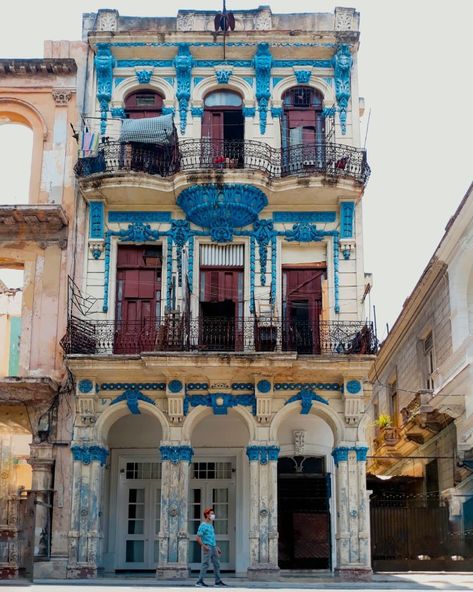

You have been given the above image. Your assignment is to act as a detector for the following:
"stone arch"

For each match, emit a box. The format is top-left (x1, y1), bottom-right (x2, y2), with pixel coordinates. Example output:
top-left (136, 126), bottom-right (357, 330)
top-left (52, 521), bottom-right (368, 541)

top-left (193, 76), bottom-right (253, 105)
top-left (0, 97), bottom-right (48, 204)
top-left (182, 404), bottom-right (256, 442)
top-left (272, 76), bottom-right (335, 107)
top-left (94, 400), bottom-right (169, 446)
top-left (270, 400), bottom-right (345, 446)
top-left (112, 76), bottom-right (176, 106)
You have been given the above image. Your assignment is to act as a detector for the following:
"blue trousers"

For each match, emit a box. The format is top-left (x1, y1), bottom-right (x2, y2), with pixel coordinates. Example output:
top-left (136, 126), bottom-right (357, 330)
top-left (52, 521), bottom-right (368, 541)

top-left (199, 545), bottom-right (221, 582)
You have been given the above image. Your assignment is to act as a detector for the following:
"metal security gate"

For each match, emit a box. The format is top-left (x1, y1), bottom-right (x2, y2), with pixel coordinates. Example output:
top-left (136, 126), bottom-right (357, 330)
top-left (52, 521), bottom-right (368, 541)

top-left (371, 494), bottom-right (473, 571)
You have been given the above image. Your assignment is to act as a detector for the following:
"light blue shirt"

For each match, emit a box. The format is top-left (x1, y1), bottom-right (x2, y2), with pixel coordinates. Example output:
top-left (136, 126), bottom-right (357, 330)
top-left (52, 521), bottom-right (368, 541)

top-left (197, 521), bottom-right (216, 546)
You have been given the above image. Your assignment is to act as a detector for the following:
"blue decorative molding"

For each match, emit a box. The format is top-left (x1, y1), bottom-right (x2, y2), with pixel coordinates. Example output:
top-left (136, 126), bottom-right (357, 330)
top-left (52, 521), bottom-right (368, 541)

top-left (113, 77), bottom-right (125, 87)
top-left (232, 383), bottom-right (254, 391)
top-left (135, 69), bottom-right (153, 84)
top-left (164, 77), bottom-right (175, 87)
top-left (168, 380), bottom-right (183, 394)
top-left (95, 43), bottom-right (114, 135)
top-left (250, 235), bottom-right (256, 314)
top-left (89, 202), bottom-right (104, 239)
top-left (333, 234), bottom-right (340, 314)
top-left (257, 380), bottom-right (271, 394)
top-left (101, 382), bottom-right (166, 391)
top-left (275, 382), bottom-right (341, 391)
top-left (294, 69), bottom-right (312, 84)
top-left (285, 388), bottom-right (329, 414)
top-left (254, 43), bottom-right (272, 135)
top-left (346, 380), bottom-right (362, 394)
top-left (177, 185), bottom-right (268, 243)
top-left (110, 106), bottom-right (125, 119)
top-left (110, 389), bottom-right (156, 415)
top-left (242, 106), bottom-right (256, 118)
top-left (184, 393), bottom-right (256, 416)
top-left (108, 211), bottom-right (172, 224)
top-left (162, 106), bottom-right (175, 116)
top-left (111, 42), bottom-right (336, 49)
top-left (215, 69), bottom-right (232, 84)
top-left (285, 223), bottom-right (325, 243)
top-left (71, 444), bottom-right (109, 466)
top-left (322, 106), bottom-right (336, 119)
top-left (273, 212), bottom-right (336, 224)
top-left (191, 106), bottom-right (203, 118)
top-left (246, 445), bottom-right (279, 464)
top-left (78, 379), bottom-right (93, 394)
top-left (187, 383), bottom-right (209, 390)
top-left (166, 235), bottom-right (173, 309)
top-left (355, 446), bottom-right (368, 462)
top-left (160, 445), bottom-right (193, 464)
top-left (271, 234), bottom-right (277, 305)
top-left (253, 220), bottom-right (273, 286)
top-left (271, 107), bottom-right (282, 118)
top-left (333, 44), bottom-right (352, 135)
top-left (188, 235), bottom-right (194, 293)
top-left (193, 76), bottom-right (205, 86)
top-left (174, 45), bottom-right (193, 134)
top-left (340, 202), bottom-right (355, 239)
top-left (332, 446), bottom-right (349, 466)
top-left (272, 77), bottom-right (284, 87)
top-left (169, 220), bottom-right (191, 287)
top-left (332, 446), bottom-right (368, 465)
top-left (242, 76), bottom-right (254, 87)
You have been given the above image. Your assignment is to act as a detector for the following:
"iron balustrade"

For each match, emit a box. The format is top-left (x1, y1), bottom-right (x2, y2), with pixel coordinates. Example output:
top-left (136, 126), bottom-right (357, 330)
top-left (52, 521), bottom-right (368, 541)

top-left (61, 316), bottom-right (377, 356)
top-left (74, 139), bottom-right (370, 185)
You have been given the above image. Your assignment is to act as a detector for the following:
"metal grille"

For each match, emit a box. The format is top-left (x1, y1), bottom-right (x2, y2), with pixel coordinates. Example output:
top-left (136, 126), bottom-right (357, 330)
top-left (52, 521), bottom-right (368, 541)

top-left (200, 244), bottom-right (244, 267)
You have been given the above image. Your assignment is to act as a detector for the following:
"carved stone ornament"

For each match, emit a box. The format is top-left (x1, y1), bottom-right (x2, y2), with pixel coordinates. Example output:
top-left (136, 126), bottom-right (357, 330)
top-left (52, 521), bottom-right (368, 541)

top-left (96, 10), bottom-right (118, 32)
top-left (293, 430), bottom-right (306, 455)
top-left (335, 7), bottom-right (355, 31)
top-left (89, 240), bottom-right (104, 260)
top-left (52, 89), bottom-right (73, 105)
top-left (177, 13), bottom-right (195, 31)
top-left (255, 8), bottom-right (272, 30)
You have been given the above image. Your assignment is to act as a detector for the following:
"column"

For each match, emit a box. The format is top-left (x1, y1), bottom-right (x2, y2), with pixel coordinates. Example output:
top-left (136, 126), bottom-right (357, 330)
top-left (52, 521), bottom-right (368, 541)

top-left (246, 444), bottom-right (280, 580)
top-left (332, 445), bottom-right (371, 580)
top-left (156, 443), bottom-right (192, 579)
top-left (66, 443), bottom-right (108, 578)
top-left (0, 433), bottom-right (20, 578)
top-left (28, 443), bottom-right (54, 565)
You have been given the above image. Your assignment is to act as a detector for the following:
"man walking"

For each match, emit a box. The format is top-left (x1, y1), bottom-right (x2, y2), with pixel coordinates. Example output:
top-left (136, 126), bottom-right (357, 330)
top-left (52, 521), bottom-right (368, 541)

top-left (195, 507), bottom-right (226, 586)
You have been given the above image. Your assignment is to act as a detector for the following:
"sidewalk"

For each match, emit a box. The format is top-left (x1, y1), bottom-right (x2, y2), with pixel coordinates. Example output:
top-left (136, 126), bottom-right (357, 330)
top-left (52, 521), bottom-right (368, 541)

top-left (2, 572), bottom-right (473, 590)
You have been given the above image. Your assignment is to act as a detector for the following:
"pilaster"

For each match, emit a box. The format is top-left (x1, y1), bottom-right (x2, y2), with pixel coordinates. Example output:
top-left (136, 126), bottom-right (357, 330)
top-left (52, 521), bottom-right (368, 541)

top-left (246, 443), bottom-right (280, 580)
top-left (156, 443), bottom-right (192, 579)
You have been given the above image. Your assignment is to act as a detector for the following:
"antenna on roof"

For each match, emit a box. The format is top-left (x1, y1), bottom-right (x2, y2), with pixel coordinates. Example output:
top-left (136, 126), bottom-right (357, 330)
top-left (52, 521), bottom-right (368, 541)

top-left (214, 0), bottom-right (235, 60)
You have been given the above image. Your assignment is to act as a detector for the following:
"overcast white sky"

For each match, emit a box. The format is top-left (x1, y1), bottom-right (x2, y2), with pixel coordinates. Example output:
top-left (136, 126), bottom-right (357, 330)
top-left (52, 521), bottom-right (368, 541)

top-left (1, 0), bottom-right (472, 340)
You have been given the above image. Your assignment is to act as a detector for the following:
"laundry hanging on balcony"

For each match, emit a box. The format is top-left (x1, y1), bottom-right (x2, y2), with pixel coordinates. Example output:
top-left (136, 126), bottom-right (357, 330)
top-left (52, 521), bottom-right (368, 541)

top-left (79, 131), bottom-right (99, 157)
top-left (119, 114), bottom-right (176, 145)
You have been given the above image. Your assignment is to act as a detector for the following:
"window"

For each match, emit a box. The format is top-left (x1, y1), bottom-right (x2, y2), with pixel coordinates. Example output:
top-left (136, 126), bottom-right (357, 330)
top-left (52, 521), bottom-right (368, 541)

top-left (423, 332), bottom-right (435, 390)
top-left (389, 380), bottom-right (399, 427)
top-left (124, 90), bottom-right (164, 119)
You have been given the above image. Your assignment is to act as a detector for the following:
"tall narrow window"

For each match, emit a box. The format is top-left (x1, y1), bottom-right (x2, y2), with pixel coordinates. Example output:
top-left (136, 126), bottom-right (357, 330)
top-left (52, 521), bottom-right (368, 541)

top-left (423, 332), bottom-right (435, 390)
top-left (389, 380), bottom-right (399, 427)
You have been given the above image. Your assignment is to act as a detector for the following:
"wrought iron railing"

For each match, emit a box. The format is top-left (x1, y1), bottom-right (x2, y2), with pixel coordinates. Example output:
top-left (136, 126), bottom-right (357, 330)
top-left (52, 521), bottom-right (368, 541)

top-left (61, 316), bottom-right (377, 356)
top-left (74, 139), bottom-right (370, 185)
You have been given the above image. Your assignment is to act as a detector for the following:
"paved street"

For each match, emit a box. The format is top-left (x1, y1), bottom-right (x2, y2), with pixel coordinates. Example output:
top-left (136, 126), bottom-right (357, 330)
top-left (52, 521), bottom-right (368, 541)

top-left (2, 573), bottom-right (473, 591)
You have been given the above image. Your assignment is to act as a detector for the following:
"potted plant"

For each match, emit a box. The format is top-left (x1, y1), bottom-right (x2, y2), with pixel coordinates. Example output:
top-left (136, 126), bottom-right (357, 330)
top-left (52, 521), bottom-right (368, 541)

top-left (374, 414), bottom-right (398, 446)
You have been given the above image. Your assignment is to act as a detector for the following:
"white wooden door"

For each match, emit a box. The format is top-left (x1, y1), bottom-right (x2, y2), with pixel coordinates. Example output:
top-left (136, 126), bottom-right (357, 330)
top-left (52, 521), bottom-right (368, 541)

top-left (116, 459), bottom-right (161, 570)
top-left (188, 459), bottom-right (236, 571)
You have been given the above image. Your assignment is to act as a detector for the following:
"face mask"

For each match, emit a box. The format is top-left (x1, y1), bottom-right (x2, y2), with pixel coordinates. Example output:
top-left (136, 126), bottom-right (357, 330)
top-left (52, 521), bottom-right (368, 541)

top-left (210, 513), bottom-right (216, 521)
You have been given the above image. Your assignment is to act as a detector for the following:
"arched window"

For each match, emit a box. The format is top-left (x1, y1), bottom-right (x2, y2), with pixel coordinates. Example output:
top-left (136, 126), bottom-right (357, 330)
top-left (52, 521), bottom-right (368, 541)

top-left (281, 86), bottom-right (324, 148)
top-left (124, 91), bottom-right (164, 119)
top-left (202, 90), bottom-right (244, 143)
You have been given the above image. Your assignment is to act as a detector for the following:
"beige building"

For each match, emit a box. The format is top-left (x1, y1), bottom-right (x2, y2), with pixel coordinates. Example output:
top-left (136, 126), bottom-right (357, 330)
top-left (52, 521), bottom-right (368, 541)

top-left (368, 183), bottom-right (473, 571)
top-left (0, 46), bottom-right (84, 578)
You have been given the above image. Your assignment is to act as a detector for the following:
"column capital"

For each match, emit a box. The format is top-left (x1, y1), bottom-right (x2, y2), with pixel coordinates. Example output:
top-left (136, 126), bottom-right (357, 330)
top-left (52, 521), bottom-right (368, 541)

top-left (70, 443), bottom-right (109, 466)
top-left (159, 444), bottom-right (193, 464)
top-left (246, 444), bottom-right (279, 464)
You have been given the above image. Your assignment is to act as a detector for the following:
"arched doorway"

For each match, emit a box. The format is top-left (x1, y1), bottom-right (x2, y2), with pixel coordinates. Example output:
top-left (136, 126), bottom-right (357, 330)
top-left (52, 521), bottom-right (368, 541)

top-left (202, 90), bottom-right (244, 168)
top-left (188, 408), bottom-right (251, 574)
top-left (275, 411), bottom-right (334, 570)
top-left (281, 86), bottom-right (325, 174)
top-left (105, 412), bottom-right (163, 572)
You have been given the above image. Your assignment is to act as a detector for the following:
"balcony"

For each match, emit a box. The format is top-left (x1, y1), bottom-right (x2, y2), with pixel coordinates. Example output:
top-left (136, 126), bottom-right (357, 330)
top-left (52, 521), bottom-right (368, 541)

top-left (61, 316), bottom-right (377, 356)
top-left (74, 139), bottom-right (370, 187)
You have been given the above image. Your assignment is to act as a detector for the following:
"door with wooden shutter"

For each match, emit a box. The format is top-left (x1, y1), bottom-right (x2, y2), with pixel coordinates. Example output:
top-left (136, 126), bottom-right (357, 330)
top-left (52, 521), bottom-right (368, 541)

top-left (115, 245), bottom-right (162, 354)
top-left (282, 268), bottom-right (324, 354)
